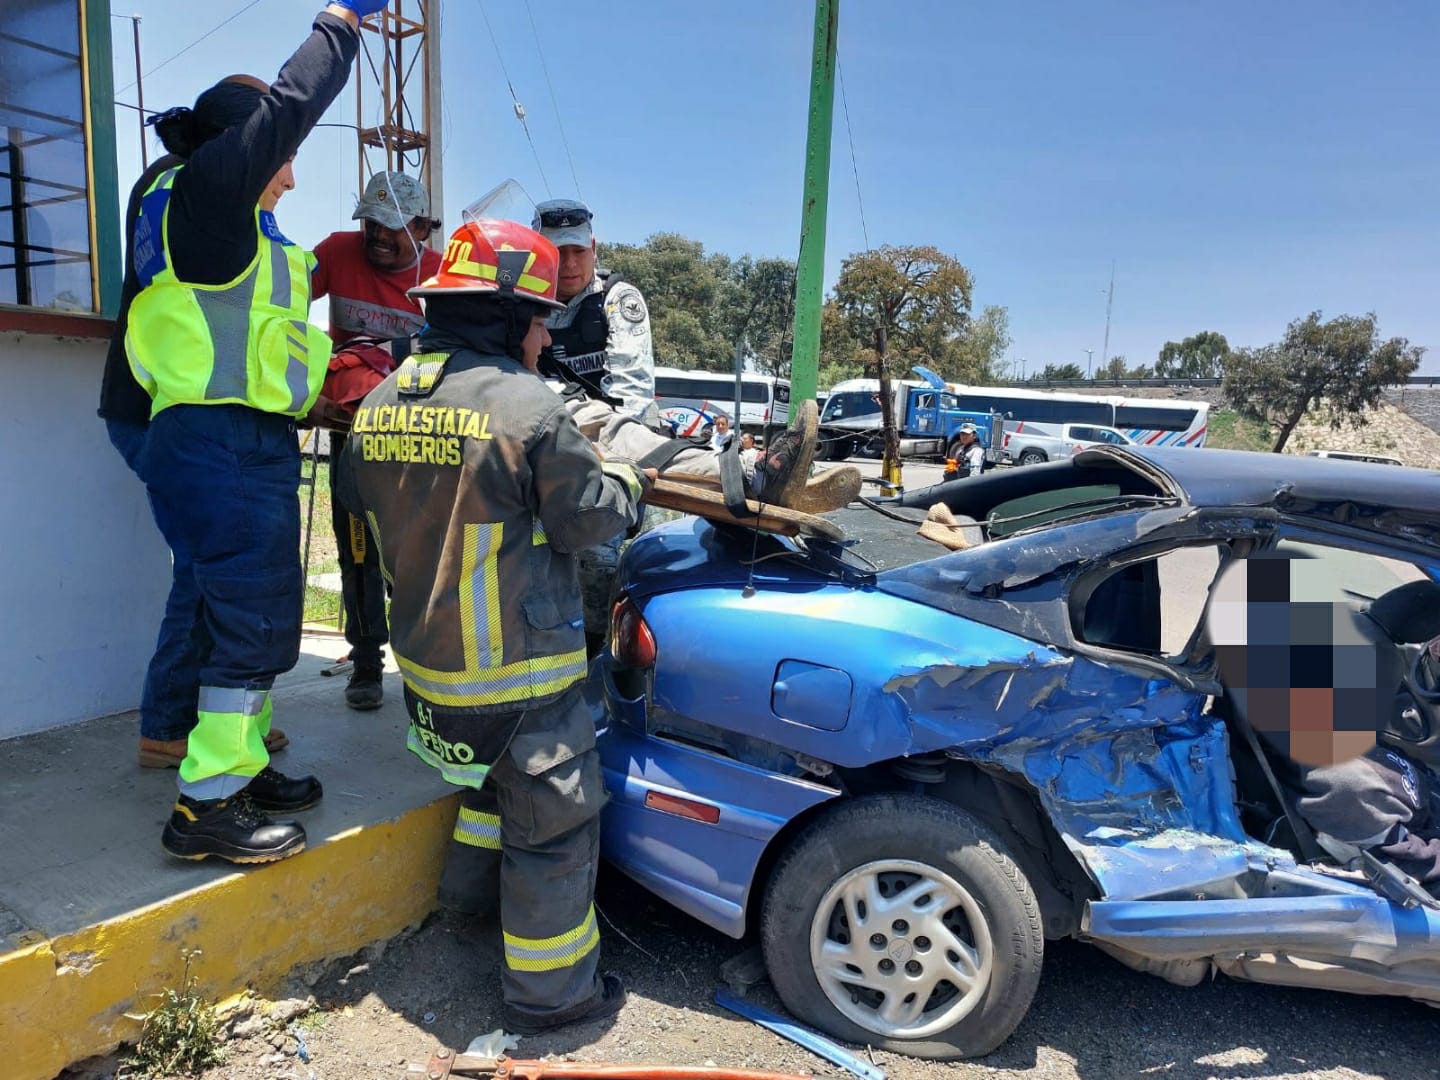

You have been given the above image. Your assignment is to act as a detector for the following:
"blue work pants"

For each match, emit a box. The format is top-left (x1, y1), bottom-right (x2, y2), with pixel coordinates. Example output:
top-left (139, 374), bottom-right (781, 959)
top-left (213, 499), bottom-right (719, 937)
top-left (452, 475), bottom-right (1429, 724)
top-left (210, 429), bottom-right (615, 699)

top-left (140, 405), bottom-right (304, 796)
top-left (107, 416), bottom-right (206, 741)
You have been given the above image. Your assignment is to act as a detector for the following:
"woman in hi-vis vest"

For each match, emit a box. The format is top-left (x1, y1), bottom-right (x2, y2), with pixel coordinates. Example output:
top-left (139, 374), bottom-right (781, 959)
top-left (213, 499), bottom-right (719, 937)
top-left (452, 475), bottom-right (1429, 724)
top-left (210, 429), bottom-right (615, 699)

top-left (123, 1), bottom-right (386, 865)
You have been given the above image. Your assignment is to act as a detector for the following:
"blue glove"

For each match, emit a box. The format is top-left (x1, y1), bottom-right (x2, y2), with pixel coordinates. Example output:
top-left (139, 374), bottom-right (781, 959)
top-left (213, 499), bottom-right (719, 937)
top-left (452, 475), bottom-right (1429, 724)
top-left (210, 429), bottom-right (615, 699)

top-left (329, 0), bottom-right (389, 18)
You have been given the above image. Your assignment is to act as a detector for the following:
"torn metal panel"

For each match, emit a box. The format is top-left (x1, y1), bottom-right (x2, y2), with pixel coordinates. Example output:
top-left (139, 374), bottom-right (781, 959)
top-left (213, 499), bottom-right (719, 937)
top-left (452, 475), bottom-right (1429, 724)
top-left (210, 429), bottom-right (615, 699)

top-left (884, 647), bottom-right (1289, 899)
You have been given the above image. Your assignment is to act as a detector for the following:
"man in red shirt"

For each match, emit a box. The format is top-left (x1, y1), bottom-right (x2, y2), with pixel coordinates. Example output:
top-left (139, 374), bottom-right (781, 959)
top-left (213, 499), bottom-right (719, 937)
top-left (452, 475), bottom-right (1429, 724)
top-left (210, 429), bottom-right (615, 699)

top-left (311, 170), bottom-right (442, 709)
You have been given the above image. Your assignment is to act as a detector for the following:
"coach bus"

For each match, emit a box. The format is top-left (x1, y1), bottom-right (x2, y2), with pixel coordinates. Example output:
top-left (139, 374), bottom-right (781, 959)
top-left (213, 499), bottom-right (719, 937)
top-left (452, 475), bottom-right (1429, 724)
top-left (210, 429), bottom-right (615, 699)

top-left (947, 384), bottom-right (1209, 448)
top-left (653, 366), bottom-right (792, 438)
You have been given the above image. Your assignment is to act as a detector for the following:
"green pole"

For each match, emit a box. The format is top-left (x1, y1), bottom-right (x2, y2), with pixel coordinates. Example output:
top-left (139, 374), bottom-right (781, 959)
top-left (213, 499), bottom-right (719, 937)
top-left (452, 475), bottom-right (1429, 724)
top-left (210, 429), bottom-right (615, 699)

top-left (788, 0), bottom-right (839, 410)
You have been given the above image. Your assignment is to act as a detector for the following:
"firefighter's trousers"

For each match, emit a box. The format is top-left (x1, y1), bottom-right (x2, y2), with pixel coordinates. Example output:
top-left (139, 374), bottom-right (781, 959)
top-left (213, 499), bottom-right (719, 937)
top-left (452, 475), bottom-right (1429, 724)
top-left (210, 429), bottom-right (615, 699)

top-left (422, 685), bottom-right (606, 1016)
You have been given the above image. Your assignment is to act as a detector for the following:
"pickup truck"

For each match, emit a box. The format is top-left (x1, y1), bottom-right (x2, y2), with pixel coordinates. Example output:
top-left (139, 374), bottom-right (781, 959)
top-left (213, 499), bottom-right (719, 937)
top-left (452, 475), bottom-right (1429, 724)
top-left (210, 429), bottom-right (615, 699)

top-left (1003, 421), bottom-right (1132, 465)
top-left (817, 367), bottom-right (1005, 465)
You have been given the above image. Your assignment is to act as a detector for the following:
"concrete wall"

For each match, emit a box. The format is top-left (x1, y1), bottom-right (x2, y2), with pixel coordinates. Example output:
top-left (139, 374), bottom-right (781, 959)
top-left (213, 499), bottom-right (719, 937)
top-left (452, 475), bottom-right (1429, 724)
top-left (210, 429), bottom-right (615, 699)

top-left (0, 331), bottom-right (169, 739)
top-left (1385, 386), bottom-right (1440, 435)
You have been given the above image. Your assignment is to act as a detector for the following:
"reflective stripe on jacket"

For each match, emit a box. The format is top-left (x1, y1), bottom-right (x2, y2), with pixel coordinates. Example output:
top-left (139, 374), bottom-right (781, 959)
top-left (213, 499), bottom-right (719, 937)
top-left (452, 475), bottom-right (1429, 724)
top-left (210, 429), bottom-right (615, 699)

top-left (124, 164), bottom-right (332, 418)
top-left (349, 348), bottom-right (642, 716)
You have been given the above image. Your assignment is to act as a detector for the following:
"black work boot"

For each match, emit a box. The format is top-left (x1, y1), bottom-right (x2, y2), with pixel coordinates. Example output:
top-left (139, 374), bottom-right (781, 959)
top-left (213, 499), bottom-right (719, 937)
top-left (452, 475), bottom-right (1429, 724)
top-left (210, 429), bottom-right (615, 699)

top-left (161, 791), bottom-right (306, 864)
top-left (501, 973), bottom-right (627, 1035)
top-left (345, 654), bottom-right (385, 711)
top-left (244, 766), bottom-right (323, 813)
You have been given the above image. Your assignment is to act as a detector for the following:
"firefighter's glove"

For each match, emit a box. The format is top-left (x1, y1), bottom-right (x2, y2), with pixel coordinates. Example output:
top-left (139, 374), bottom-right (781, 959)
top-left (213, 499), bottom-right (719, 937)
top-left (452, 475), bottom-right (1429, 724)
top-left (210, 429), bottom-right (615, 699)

top-left (601, 457), bottom-right (653, 505)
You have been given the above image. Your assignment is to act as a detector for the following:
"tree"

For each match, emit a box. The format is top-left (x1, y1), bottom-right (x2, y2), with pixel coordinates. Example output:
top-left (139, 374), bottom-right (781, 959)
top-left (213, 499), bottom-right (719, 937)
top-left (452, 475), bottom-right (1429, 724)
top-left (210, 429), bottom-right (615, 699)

top-left (817, 300), bottom-right (867, 389)
top-left (831, 246), bottom-right (975, 467)
top-left (600, 233), bottom-right (731, 370)
top-left (1222, 312), bottom-right (1424, 452)
top-left (1098, 355), bottom-right (1130, 380)
top-left (1156, 331), bottom-right (1230, 379)
top-left (719, 255), bottom-right (797, 377)
top-left (1031, 363), bottom-right (1084, 382)
top-left (948, 305), bottom-right (1012, 383)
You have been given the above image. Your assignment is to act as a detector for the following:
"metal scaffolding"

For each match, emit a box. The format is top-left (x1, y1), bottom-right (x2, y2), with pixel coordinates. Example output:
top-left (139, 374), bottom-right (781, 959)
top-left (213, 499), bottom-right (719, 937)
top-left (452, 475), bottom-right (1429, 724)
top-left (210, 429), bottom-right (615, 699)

top-left (354, 0), bottom-right (443, 230)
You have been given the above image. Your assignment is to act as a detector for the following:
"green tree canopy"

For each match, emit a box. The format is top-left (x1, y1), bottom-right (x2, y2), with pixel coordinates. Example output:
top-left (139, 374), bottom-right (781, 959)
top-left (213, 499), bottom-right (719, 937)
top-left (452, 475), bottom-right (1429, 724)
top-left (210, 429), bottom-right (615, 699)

top-left (1032, 362), bottom-right (1084, 382)
top-left (598, 234), bottom-right (1006, 397)
top-left (1222, 312), bottom-right (1423, 452)
top-left (831, 245), bottom-right (975, 379)
top-left (1156, 331), bottom-right (1231, 379)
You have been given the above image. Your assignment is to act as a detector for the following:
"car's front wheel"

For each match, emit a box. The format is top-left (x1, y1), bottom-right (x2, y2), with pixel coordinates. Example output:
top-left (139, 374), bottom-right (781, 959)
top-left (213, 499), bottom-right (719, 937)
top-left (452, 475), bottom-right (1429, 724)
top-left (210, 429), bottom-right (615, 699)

top-left (760, 795), bottom-right (1043, 1060)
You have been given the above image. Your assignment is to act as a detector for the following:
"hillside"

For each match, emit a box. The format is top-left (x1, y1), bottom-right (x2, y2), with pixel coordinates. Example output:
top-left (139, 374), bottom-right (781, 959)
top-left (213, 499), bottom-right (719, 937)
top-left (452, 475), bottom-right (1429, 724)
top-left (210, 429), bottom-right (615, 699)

top-left (1054, 384), bottom-right (1440, 467)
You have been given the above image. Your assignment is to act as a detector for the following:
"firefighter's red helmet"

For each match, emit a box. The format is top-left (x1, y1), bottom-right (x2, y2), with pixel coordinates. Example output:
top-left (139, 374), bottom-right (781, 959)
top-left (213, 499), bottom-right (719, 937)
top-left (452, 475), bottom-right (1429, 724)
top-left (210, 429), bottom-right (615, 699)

top-left (408, 218), bottom-right (564, 309)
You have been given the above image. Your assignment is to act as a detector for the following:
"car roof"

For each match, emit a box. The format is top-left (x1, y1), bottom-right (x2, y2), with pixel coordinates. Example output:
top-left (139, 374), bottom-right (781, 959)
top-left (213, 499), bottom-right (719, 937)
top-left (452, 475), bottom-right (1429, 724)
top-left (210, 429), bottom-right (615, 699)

top-left (1094, 445), bottom-right (1439, 520)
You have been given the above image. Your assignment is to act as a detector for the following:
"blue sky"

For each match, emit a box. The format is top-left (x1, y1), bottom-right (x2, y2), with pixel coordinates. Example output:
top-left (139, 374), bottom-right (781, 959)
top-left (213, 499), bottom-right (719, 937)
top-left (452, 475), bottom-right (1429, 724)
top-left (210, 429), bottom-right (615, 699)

top-left (108, 0), bottom-right (1440, 374)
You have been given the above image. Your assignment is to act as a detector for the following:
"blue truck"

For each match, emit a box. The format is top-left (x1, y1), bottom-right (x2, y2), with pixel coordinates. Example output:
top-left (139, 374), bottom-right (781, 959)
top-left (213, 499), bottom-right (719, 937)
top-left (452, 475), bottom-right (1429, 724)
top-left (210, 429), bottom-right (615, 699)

top-left (816, 366), bottom-right (1006, 465)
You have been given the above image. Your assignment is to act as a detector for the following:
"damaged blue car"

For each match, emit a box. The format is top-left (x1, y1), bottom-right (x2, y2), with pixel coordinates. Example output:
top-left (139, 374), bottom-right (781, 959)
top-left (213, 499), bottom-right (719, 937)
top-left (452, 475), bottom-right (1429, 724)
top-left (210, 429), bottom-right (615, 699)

top-left (593, 445), bottom-right (1440, 1060)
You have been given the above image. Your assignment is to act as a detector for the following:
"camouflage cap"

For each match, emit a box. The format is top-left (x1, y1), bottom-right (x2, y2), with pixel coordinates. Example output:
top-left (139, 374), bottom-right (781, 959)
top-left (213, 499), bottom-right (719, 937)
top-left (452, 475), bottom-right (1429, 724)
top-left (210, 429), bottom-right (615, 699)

top-left (353, 171), bottom-right (431, 229)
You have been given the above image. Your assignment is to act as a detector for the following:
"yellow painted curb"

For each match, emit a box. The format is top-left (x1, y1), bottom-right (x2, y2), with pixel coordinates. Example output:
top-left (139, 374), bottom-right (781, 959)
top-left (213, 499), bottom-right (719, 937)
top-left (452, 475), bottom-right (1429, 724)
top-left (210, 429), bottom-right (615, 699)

top-left (1, 794), bottom-right (460, 1080)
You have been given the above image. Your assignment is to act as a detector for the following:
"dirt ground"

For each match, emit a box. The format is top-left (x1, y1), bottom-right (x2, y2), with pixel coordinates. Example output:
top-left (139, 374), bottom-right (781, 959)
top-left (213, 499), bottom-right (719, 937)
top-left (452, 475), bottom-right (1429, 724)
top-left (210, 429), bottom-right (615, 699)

top-left (64, 869), bottom-right (1438, 1080)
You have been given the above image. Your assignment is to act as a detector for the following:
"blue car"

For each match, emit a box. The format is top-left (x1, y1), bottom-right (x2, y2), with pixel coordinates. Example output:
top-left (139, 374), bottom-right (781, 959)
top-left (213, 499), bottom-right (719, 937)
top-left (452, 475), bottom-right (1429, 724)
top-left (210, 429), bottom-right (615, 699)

top-left (593, 446), bottom-right (1440, 1059)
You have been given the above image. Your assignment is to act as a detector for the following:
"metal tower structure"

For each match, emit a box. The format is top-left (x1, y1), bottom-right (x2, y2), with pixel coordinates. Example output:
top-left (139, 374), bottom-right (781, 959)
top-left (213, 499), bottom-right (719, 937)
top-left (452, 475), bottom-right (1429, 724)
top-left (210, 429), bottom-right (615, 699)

top-left (355, 0), bottom-right (443, 235)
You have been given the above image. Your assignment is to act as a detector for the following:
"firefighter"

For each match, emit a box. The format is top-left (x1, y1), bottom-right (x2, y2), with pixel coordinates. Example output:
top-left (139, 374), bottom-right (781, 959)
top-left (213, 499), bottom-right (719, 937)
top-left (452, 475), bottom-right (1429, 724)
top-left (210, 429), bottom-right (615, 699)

top-left (126, 2), bottom-right (383, 864)
top-left (347, 217), bottom-right (644, 1033)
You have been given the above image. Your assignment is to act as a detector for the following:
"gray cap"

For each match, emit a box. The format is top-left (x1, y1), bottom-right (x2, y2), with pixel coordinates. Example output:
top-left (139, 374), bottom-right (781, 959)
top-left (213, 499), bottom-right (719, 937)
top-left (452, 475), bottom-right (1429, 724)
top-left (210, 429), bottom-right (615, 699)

top-left (533, 198), bottom-right (594, 249)
top-left (958, 422), bottom-right (978, 435)
top-left (353, 171), bottom-right (431, 229)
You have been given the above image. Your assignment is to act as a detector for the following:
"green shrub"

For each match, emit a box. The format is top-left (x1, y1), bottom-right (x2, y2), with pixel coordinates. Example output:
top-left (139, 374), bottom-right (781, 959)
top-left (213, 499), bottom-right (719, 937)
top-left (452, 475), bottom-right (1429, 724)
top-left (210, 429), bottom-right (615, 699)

top-left (123, 949), bottom-right (227, 1078)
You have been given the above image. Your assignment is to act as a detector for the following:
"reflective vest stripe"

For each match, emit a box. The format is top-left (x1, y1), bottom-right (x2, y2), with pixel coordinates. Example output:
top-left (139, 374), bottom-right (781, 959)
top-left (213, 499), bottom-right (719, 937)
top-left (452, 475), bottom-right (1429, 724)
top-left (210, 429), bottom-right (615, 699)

top-left (532, 520), bottom-right (547, 546)
top-left (405, 725), bottom-right (492, 786)
top-left (196, 270), bottom-right (259, 402)
top-left (454, 807), bottom-right (502, 850)
top-left (458, 523), bottom-right (503, 671)
top-left (395, 648), bottom-right (587, 709)
top-left (284, 318), bottom-right (312, 414)
top-left (197, 686), bottom-right (270, 717)
top-left (503, 906), bottom-right (600, 973)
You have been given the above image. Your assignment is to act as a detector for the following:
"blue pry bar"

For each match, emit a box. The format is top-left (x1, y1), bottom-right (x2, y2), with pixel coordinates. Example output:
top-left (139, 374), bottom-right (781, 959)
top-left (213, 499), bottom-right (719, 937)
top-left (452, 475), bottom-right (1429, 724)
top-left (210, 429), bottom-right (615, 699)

top-left (713, 988), bottom-right (886, 1080)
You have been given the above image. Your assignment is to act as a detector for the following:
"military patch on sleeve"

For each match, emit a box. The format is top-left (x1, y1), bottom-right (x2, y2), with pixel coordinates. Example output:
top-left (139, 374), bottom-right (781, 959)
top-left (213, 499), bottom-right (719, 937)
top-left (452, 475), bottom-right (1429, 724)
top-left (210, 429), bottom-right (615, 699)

top-left (618, 290), bottom-right (647, 323)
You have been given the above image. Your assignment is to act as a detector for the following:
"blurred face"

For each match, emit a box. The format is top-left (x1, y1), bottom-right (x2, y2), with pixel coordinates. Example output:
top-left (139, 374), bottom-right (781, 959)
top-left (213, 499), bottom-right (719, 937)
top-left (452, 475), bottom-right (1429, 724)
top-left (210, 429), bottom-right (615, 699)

top-left (959, 430), bottom-right (976, 445)
top-left (363, 217), bottom-right (432, 273)
top-left (556, 241), bottom-right (597, 302)
top-left (261, 158), bottom-right (295, 211)
top-left (715, 416), bottom-right (730, 434)
top-left (740, 433), bottom-right (755, 449)
top-left (520, 314), bottom-right (551, 372)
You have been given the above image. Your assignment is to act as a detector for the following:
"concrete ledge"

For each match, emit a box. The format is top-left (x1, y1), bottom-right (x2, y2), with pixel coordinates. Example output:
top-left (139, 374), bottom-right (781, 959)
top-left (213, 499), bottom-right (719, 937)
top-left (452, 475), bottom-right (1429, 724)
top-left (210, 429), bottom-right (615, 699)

top-left (0, 636), bottom-right (460, 1080)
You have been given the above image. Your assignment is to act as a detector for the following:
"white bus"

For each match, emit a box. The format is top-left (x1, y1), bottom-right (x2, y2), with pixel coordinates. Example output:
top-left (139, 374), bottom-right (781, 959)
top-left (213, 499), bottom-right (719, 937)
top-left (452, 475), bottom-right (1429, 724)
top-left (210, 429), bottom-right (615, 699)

top-left (652, 366), bottom-right (792, 438)
top-left (947, 384), bottom-right (1209, 448)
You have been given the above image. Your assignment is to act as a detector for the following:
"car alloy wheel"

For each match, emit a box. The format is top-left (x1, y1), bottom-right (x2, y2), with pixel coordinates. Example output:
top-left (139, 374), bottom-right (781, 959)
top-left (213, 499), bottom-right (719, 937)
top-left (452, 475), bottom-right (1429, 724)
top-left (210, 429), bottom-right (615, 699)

top-left (810, 858), bottom-right (993, 1039)
top-left (761, 794), bottom-right (1043, 1059)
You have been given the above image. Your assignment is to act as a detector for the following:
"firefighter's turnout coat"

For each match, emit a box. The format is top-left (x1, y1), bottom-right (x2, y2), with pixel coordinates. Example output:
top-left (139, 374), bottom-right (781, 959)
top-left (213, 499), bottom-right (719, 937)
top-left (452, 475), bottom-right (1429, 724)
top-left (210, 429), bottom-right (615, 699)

top-left (348, 346), bottom-right (643, 783)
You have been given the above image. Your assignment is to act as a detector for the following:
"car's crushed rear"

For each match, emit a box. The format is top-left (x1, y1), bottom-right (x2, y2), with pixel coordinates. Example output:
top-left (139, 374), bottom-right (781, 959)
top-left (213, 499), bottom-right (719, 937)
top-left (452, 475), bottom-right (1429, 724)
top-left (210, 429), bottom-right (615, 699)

top-left (595, 447), bottom-right (1440, 1057)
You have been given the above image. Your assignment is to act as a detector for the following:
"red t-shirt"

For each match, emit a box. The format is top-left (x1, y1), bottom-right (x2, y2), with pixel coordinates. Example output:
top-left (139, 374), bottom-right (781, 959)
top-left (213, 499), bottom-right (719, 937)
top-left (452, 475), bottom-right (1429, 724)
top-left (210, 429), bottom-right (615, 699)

top-left (310, 230), bottom-right (442, 346)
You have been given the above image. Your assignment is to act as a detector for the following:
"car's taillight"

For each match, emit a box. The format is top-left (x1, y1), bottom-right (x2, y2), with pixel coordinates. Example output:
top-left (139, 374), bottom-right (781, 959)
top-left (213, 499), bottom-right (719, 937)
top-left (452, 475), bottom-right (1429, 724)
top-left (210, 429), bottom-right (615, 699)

top-left (610, 595), bottom-right (657, 668)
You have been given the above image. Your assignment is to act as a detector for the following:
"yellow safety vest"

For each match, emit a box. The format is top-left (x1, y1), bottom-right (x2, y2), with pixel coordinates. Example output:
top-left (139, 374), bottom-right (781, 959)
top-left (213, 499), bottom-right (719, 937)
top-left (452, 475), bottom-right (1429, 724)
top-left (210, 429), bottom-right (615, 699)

top-left (125, 165), bottom-right (331, 418)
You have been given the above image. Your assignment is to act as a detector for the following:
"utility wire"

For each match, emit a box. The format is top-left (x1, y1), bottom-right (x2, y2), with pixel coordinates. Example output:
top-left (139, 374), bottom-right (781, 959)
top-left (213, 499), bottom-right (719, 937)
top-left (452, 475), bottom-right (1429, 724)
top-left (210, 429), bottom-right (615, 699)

top-left (114, 0), bottom-right (267, 96)
top-left (837, 57), bottom-right (870, 251)
top-left (521, 0), bottom-right (582, 199)
top-left (475, 0), bottom-right (551, 196)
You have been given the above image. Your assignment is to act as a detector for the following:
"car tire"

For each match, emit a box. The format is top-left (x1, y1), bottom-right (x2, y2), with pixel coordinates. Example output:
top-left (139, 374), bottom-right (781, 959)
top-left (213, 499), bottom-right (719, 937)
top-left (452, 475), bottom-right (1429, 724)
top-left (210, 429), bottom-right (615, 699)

top-left (760, 794), bottom-right (1044, 1060)
top-left (1017, 449), bottom-right (1047, 466)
